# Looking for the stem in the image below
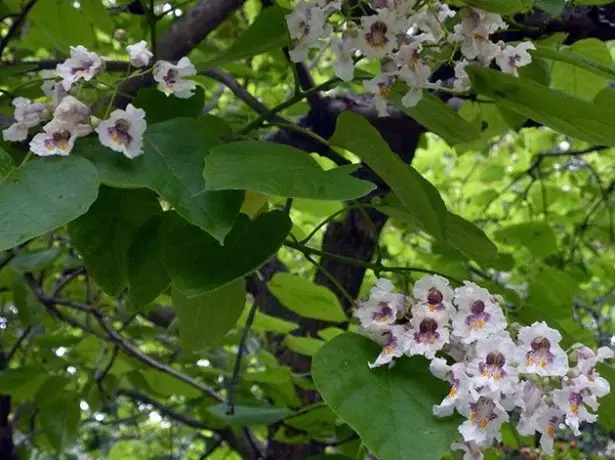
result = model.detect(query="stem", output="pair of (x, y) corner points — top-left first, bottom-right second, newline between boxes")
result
(237, 77), (342, 135)
(283, 240), (463, 284)
(226, 301), (258, 415)
(149, 0), (157, 59)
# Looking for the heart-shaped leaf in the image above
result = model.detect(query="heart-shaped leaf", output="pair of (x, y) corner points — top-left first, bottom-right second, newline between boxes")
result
(0, 156), (99, 252)
(312, 333), (460, 460)
(164, 210), (292, 297)
(76, 117), (243, 242)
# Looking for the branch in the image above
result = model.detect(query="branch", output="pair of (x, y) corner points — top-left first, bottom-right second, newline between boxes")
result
(6, 326), (33, 364)
(118, 389), (259, 460)
(0, 0), (38, 59)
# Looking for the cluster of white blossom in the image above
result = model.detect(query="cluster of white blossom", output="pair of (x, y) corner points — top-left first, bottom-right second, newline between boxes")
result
(286, 0), (534, 115)
(3, 41), (197, 158)
(356, 276), (613, 459)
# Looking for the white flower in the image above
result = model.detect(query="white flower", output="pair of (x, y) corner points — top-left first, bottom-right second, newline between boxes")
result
(41, 70), (68, 108)
(29, 120), (77, 156)
(451, 441), (484, 460)
(96, 103), (147, 159)
(368, 325), (409, 368)
(452, 282), (507, 344)
(430, 358), (475, 416)
(53, 96), (93, 137)
(56, 45), (104, 91)
(2, 97), (47, 142)
(406, 312), (449, 359)
(358, 9), (402, 59)
(355, 278), (407, 329)
(385, 0), (417, 16)
(494, 41), (534, 75)
(572, 344), (614, 377)
(458, 395), (508, 447)
(331, 30), (357, 82)
(597, 346), (615, 362)
(535, 407), (565, 456)
(2, 123), (29, 142)
(516, 381), (549, 436)
(552, 379), (598, 435)
(451, 9), (506, 64)
(363, 74), (396, 117)
(412, 274), (454, 318)
(517, 321), (568, 377)
(126, 40), (153, 68)
(395, 42), (435, 107)
(454, 60), (471, 91)
(467, 334), (519, 396)
(153, 57), (197, 99)
(316, 0), (342, 15)
(287, 2), (331, 62)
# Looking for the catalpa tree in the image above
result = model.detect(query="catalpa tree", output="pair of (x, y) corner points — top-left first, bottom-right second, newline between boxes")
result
(1, 0), (615, 459)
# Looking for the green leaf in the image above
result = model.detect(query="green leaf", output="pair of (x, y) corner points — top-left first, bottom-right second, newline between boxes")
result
(313, 333), (459, 460)
(139, 370), (202, 399)
(39, 391), (80, 452)
(0, 156), (99, 252)
(467, 66), (615, 146)
(267, 273), (347, 322)
(108, 440), (149, 460)
(445, 212), (498, 265)
(207, 403), (289, 426)
(534, 43), (615, 81)
(68, 187), (161, 295)
(21, 0), (95, 50)
(204, 141), (375, 201)
(173, 279), (246, 350)
(77, 118), (243, 243)
(203, 6), (290, 67)
(133, 87), (206, 124)
(389, 91), (480, 145)
(597, 365), (615, 430)
(239, 306), (299, 333)
(494, 221), (557, 257)
(533, 0), (565, 15)
(460, 0), (526, 14)
(528, 265), (578, 318)
(127, 215), (172, 310)
(164, 210), (292, 297)
(0, 366), (46, 396)
(0, 146), (14, 180)
(12, 278), (43, 325)
(330, 112), (448, 240)
(9, 248), (60, 273)
(284, 335), (325, 356)
(548, 39), (614, 100)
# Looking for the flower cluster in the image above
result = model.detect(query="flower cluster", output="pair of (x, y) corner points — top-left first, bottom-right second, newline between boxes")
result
(286, 0), (534, 115)
(356, 276), (613, 459)
(3, 41), (197, 158)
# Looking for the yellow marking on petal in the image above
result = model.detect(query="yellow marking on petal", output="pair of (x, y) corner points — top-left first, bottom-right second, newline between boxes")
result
(448, 387), (457, 398)
(570, 403), (579, 414)
(547, 424), (555, 437)
(383, 346), (393, 355)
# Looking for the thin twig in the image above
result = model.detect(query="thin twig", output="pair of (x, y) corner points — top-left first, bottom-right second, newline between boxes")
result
(226, 301), (258, 415)
(6, 326), (33, 363)
(0, 0), (38, 59)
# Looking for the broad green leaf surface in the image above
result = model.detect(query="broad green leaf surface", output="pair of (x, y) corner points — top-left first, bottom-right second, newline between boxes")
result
(108, 440), (149, 460)
(284, 335), (325, 356)
(330, 112), (448, 240)
(528, 265), (579, 318)
(207, 404), (289, 426)
(313, 333), (460, 460)
(77, 118), (243, 242)
(445, 212), (499, 266)
(534, 43), (615, 81)
(238, 305), (299, 333)
(127, 215), (172, 310)
(461, 0), (526, 14)
(204, 141), (375, 200)
(203, 6), (290, 67)
(389, 90), (480, 145)
(267, 273), (347, 322)
(533, 0), (565, 14)
(597, 365), (615, 430)
(69, 187), (161, 295)
(133, 87), (206, 124)
(494, 221), (557, 257)
(467, 66), (615, 146)
(173, 279), (246, 350)
(9, 248), (60, 273)
(0, 146), (14, 180)
(39, 391), (80, 452)
(164, 210), (292, 297)
(0, 156), (99, 252)
(549, 39), (614, 100)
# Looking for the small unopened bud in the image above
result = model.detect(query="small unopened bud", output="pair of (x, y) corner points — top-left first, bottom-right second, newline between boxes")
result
(113, 29), (127, 42)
